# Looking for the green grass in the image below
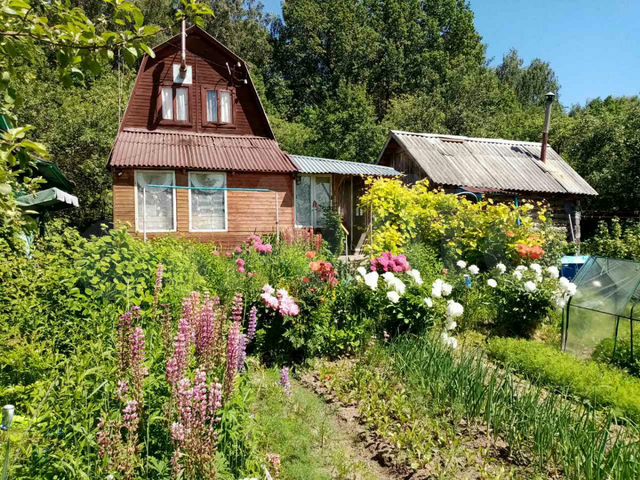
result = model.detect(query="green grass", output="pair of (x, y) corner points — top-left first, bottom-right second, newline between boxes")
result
(248, 364), (380, 480)
(486, 337), (640, 422)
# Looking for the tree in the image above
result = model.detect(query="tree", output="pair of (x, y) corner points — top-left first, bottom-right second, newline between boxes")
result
(0, 0), (212, 241)
(497, 49), (560, 106)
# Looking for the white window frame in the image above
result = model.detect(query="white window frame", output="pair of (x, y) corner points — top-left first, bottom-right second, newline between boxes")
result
(294, 174), (332, 228)
(188, 171), (228, 232)
(134, 170), (177, 233)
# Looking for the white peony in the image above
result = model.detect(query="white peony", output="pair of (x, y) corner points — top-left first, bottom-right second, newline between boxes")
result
(468, 264), (480, 275)
(356, 266), (367, 278)
(382, 272), (396, 283)
(392, 278), (406, 295)
(387, 290), (400, 303)
(524, 281), (537, 293)
(424, 297), (433, 308)
(441, 332), (458, 349)
(546, 266), (560, 279)
(567, 282), (577, 296)
(558, 276), (570, 291)
(441, 282), (453, 297)
(407, 269), (423, 285)
(456, 260), (467, 269)
(555, 295), (567, 308)
(530, 263), (542, 274)
(363, 271), (379, 290)
(513, 271), (523, 280)
(496, 263), (507, 274)
(516, 265), (528, 272)
(445, 318), (457, 331)
(432, 279), (444, 298)
(487, 278), (497, 288)
(446, 300), (464, 319)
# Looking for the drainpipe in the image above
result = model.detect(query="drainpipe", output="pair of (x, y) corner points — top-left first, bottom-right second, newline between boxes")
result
(541, 92), (555, 163)
(180, 19), (187, 71)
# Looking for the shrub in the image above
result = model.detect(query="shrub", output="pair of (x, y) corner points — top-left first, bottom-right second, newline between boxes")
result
(583, 218), (640, 261)
(487, 337), (640, 421)
(593, 335), (640, 377)
(359, 177), (565, 267)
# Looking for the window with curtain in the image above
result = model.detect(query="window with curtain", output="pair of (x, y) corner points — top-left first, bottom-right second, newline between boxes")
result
(204, 89), (233, 125)
(189, 172), (226, 231)
(295, 175), (332, 228)
(160, 86), (189, 122)
(136, 170), (175, 232)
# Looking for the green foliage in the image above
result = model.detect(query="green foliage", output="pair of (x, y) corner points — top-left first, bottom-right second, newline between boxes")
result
(487, 337), (640, 422)
(360, 177), (562, 266)
(592, 335), (640, 377)
(582, 218), (640, 261)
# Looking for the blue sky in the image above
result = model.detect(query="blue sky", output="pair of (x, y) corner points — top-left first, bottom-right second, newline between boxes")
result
(260, 0), (640, 108)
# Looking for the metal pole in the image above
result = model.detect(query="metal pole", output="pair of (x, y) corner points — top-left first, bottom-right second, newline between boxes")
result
(275, 191), (280, 241)
(143, 186), (147, 243)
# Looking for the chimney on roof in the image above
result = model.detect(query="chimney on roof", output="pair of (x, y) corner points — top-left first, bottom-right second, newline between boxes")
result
(541, 92), (555, 162)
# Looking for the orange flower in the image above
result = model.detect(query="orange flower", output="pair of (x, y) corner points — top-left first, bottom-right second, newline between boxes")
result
(310, 261), (321, 272)
(306, 250), (317, 259)
(506, 231), (516, 238)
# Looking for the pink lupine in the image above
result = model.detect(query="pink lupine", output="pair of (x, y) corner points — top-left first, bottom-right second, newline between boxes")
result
(224, 320), (241, 398)
(153, 263), (164, 305)
(209, 382), (223, 418)
(247, 306), (258, 341)
(167, 318), (191, 387)
(237, 334), (247, 371)
(195, 295), (216, 364)
(122, 400), (140, 432)
(130, 327), (148, 396)
(232, 293), (244, 324)
(117, 380), (129, 400)
(280, 367), (291, 397)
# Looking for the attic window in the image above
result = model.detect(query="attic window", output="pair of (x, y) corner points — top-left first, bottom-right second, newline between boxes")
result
(203, 87), (234, 126)
(161, 86), (189, 123)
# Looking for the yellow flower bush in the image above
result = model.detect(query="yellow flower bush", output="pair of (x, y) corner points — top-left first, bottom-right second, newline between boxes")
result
(360, 178), (560, 264)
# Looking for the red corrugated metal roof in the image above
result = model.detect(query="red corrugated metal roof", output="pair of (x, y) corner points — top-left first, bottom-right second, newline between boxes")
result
(109, 128), (297, 173)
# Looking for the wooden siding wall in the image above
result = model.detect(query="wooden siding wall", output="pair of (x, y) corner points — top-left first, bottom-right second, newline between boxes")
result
(113, 169), (294, 249)
(379, 139), (424, 184)
(121, 32), (271, 137)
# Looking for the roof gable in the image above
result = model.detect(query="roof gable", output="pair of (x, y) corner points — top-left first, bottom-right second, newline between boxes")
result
(384, 131), (597, 196)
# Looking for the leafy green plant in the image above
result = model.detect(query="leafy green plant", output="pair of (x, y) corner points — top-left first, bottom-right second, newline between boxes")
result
(592, 335), (640, 377)
(583, 218), (640, 261)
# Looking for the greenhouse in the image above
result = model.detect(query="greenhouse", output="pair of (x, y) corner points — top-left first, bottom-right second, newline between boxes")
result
(563, 256), (640, 360)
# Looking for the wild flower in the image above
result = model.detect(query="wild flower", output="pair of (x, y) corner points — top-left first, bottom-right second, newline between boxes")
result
(387, 291), (400, 303)
(487, 278), (498, 288)
(524, 281), (537, 293)
(456, 260), (467, 269)
(446, 300), (464, 319)
(496, 262), (507, 274)
(247, 306), (258, 341)
(468, 264), (480, 275)
(279, 367), (291, 397)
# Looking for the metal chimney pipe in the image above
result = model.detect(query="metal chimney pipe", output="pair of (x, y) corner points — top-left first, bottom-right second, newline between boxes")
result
(180, 19), (187, 71)
(541, 91), (555, 163)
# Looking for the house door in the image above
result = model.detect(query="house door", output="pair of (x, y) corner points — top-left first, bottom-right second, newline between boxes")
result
(351, 177), (368, 252)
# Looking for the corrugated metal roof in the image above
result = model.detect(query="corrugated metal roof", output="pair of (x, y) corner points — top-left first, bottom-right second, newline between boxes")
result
(290, 155), (400, 177)
(388, 131), (597, 196)
(110, 129), (297, 173)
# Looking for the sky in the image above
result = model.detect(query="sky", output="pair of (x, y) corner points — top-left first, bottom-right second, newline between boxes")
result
(260, 0), (640, 108)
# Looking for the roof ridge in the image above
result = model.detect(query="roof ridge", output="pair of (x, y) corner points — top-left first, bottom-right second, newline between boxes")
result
(391, 130), (545, 147)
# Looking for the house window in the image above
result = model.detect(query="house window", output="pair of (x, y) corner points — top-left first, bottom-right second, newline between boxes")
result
(189, 172), (227, 231)
(203, 88), (233, 125)
(161, 86), (189, 122)
(136, 170), (176, 232)
(295, 174), (332, 228)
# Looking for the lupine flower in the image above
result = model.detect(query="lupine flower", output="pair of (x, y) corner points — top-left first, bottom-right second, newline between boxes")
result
(280, 367), (291, 397)
(247, 306), (258, 341)
(130, 327), (148, 395)
(225, 321), (241, 397)
(524, 281), (537, 293)
(487, 278), (498, 288)
(237, 334), (247, 371)
(468, 264), (480, 275)
(167, 318), (191, 387)
(154, 263), (165, 305)
(446, 300), (464, 319)
(122, 400), (140, 432)
(195, 296), (216, 362)
(232, 293), (244, 324)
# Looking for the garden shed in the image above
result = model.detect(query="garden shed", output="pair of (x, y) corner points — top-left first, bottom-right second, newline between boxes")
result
(563, 256), (640, 361)
(377, 130), (598, 242)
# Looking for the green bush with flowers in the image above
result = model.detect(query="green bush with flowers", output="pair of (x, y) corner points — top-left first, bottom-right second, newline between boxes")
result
(360, 177), (566, 267)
